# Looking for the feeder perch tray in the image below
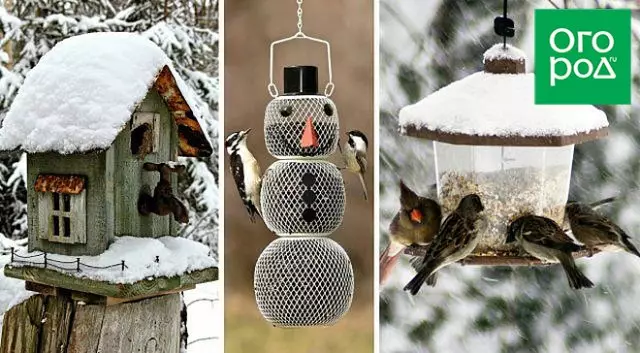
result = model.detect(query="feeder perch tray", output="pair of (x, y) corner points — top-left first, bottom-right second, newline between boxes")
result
(403, 244), (600, 266)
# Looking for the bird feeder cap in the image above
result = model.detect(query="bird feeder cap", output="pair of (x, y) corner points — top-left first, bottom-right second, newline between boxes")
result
(483, 43), (526, 74)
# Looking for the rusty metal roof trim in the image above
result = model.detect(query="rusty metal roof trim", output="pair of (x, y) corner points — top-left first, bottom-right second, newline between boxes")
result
(153, 66), (213, 158)
(34, 174), (86, 194)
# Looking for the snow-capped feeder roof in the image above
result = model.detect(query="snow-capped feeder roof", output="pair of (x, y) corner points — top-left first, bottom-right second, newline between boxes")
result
(399, 44), (609, 146)
(0, 32), (213, 157)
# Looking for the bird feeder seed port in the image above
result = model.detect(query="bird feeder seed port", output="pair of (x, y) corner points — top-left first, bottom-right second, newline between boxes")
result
(399, 44), (610, 266)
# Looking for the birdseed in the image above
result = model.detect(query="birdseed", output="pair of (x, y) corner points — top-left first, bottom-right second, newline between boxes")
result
(438, 166), (570, 254)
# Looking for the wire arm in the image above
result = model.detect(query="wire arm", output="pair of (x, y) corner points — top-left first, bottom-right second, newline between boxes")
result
(267, 0), (334, 97)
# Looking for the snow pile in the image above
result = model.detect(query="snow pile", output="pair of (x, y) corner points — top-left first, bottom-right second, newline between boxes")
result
(9, 236), (217, 284)
(184, 281), (220, 353)
(399, 72), (609, 137)
(0, 32), (206, 154)
(482, 43), (527, 63)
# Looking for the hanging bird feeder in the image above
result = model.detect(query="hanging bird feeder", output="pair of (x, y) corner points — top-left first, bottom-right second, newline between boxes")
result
(399, 9), (609, 265)
(254, 0), (354, 328)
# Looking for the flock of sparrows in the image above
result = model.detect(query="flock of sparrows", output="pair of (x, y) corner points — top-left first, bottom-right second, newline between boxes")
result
(381, 181), (640, 295)
(225, 129), (369, 223)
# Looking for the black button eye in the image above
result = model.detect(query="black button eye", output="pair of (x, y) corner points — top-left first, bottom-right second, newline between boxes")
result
(280, 106), (293, 117)
(323, 103), (333, 116)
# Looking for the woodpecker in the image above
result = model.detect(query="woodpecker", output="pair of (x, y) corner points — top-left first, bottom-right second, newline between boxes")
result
(226, 129), (261, 222)
(341, 130), (369, 201)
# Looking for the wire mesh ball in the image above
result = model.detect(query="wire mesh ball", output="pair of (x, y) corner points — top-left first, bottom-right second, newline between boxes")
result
(264, 95), (339, 158)
(260, 160), (346, 236)
(254, 237), (354, 327)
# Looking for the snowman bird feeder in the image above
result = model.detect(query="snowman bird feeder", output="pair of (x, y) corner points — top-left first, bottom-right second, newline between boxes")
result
(399, 8), (609, 265)
(253, 1), (354, 327)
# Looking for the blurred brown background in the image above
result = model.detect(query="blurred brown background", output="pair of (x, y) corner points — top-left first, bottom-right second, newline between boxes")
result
(224, 0), (374, 352)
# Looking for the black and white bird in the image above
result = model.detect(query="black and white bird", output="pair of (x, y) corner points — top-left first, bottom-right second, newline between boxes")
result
(341, 130), (369, 201)
(226, 129), (261, 222)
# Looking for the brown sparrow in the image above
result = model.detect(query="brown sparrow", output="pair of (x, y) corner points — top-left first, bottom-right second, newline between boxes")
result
(404, 194), (485, 295)
(507, 215), (594, 290)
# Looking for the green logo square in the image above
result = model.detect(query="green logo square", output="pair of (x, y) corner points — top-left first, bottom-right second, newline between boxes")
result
(535, 9), (631, 105)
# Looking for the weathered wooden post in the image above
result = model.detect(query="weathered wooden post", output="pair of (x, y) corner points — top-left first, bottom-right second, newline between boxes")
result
(0, 32), (217, 353)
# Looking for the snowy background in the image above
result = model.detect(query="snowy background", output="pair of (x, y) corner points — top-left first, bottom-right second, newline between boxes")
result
(0, 1), (219, 352)
(380, 1), (640, 352)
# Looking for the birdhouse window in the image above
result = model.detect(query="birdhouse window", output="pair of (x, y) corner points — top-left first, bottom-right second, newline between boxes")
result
(131, 112), (160, 157)
(34, 175), (87, 244)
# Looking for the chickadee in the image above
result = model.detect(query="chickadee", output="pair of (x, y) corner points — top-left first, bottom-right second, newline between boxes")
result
(226, 129), (261, 222)
(404, 194), (485, 295)
(380, 181), (442, 285)
(507, 215), (594, 290)
(566, 202), (640, 258)
(341, 130), (369, 201)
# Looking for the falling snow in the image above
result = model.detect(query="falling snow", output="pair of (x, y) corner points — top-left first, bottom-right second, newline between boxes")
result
(381, 1), (640, 352)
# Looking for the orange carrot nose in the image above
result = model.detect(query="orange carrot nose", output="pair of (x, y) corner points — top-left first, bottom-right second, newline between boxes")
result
(301, 116), (319, 148)
(410, 209), (423, 223)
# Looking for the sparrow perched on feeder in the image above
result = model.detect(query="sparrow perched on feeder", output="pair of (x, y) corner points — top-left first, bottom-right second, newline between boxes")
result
(380, 181), (442, 285)
(341, 130), (369, 201)
(507, 215), (594, 290)
(566, 202), (640, 258)
(404, 194), (485, 295)
(226, 129), (261, 222)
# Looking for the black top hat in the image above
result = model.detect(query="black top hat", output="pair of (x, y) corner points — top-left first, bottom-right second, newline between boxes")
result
(283, 66), (318, 95)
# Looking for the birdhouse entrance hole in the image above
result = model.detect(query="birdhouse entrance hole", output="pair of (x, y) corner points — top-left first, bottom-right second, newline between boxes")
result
(131, 112), (160, 158)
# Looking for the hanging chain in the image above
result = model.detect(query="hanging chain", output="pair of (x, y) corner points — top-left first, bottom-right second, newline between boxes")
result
(296, 0), (304, 34)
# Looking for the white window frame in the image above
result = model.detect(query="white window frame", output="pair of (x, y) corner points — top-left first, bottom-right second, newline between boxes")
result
(38, 190), (87, 244)
(131, 112), (160, 154)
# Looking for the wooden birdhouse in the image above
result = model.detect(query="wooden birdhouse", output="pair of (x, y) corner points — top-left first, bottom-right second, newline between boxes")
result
(0, 33), (216, 301)
(399, 44), (609, 264)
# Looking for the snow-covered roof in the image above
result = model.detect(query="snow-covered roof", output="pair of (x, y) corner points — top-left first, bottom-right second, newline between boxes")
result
(0, 32), (212, 156)
(399, 70), (609, 146)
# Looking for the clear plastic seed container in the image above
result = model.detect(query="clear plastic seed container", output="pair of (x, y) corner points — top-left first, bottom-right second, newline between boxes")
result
(433, 141), (574, 253)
